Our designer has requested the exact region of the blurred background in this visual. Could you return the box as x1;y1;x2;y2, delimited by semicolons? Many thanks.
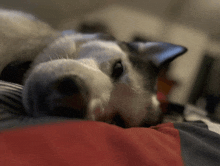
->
1;0;220;118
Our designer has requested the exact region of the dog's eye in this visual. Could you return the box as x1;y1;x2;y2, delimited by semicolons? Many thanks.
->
111;60;124;80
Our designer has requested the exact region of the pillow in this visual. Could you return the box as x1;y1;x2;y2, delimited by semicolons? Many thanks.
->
1;121;220;166
1;80;220;165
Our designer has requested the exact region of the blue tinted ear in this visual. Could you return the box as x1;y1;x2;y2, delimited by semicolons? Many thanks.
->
126;42;187;68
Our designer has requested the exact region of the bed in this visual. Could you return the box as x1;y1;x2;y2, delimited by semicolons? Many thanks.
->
0;80;220;166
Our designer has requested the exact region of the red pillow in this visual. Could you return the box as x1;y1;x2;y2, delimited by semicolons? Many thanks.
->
0;121;183;166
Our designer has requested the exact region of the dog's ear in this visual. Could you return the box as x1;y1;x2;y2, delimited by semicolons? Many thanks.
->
125;42;187;69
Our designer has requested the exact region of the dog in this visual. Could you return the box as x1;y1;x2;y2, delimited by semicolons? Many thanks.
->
0;9;187;127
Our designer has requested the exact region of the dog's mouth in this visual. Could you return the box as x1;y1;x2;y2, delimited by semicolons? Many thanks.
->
48;97;126;127
47;94;88;119
50;106;86;119
49;103;126;127
111;113;126;128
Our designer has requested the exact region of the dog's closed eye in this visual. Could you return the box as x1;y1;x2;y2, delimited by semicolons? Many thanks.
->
111;60;124;80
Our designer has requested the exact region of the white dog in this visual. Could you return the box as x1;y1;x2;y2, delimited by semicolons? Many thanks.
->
0;9;187;127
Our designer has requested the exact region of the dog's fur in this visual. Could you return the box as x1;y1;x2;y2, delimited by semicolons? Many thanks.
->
0;9;187;127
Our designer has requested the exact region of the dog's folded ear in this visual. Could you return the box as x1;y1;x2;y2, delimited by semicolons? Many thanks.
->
126;42;187;68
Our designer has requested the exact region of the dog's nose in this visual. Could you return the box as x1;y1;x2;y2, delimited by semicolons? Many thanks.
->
53;75;89;96
56;76;83;95
49;75;89;118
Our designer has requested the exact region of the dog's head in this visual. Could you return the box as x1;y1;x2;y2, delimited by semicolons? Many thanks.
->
22;33;187;127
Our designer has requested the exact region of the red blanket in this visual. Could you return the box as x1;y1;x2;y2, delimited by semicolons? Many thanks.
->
1;121;182;166
1;121;220;166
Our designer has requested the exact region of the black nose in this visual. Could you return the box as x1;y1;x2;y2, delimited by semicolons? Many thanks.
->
49;75;89;118
54;75;88;96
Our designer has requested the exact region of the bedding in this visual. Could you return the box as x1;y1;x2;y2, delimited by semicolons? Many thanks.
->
1;80;220;166
1;120;220;166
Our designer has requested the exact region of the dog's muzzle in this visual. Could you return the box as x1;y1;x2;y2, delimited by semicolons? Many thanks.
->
22;59;113;120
